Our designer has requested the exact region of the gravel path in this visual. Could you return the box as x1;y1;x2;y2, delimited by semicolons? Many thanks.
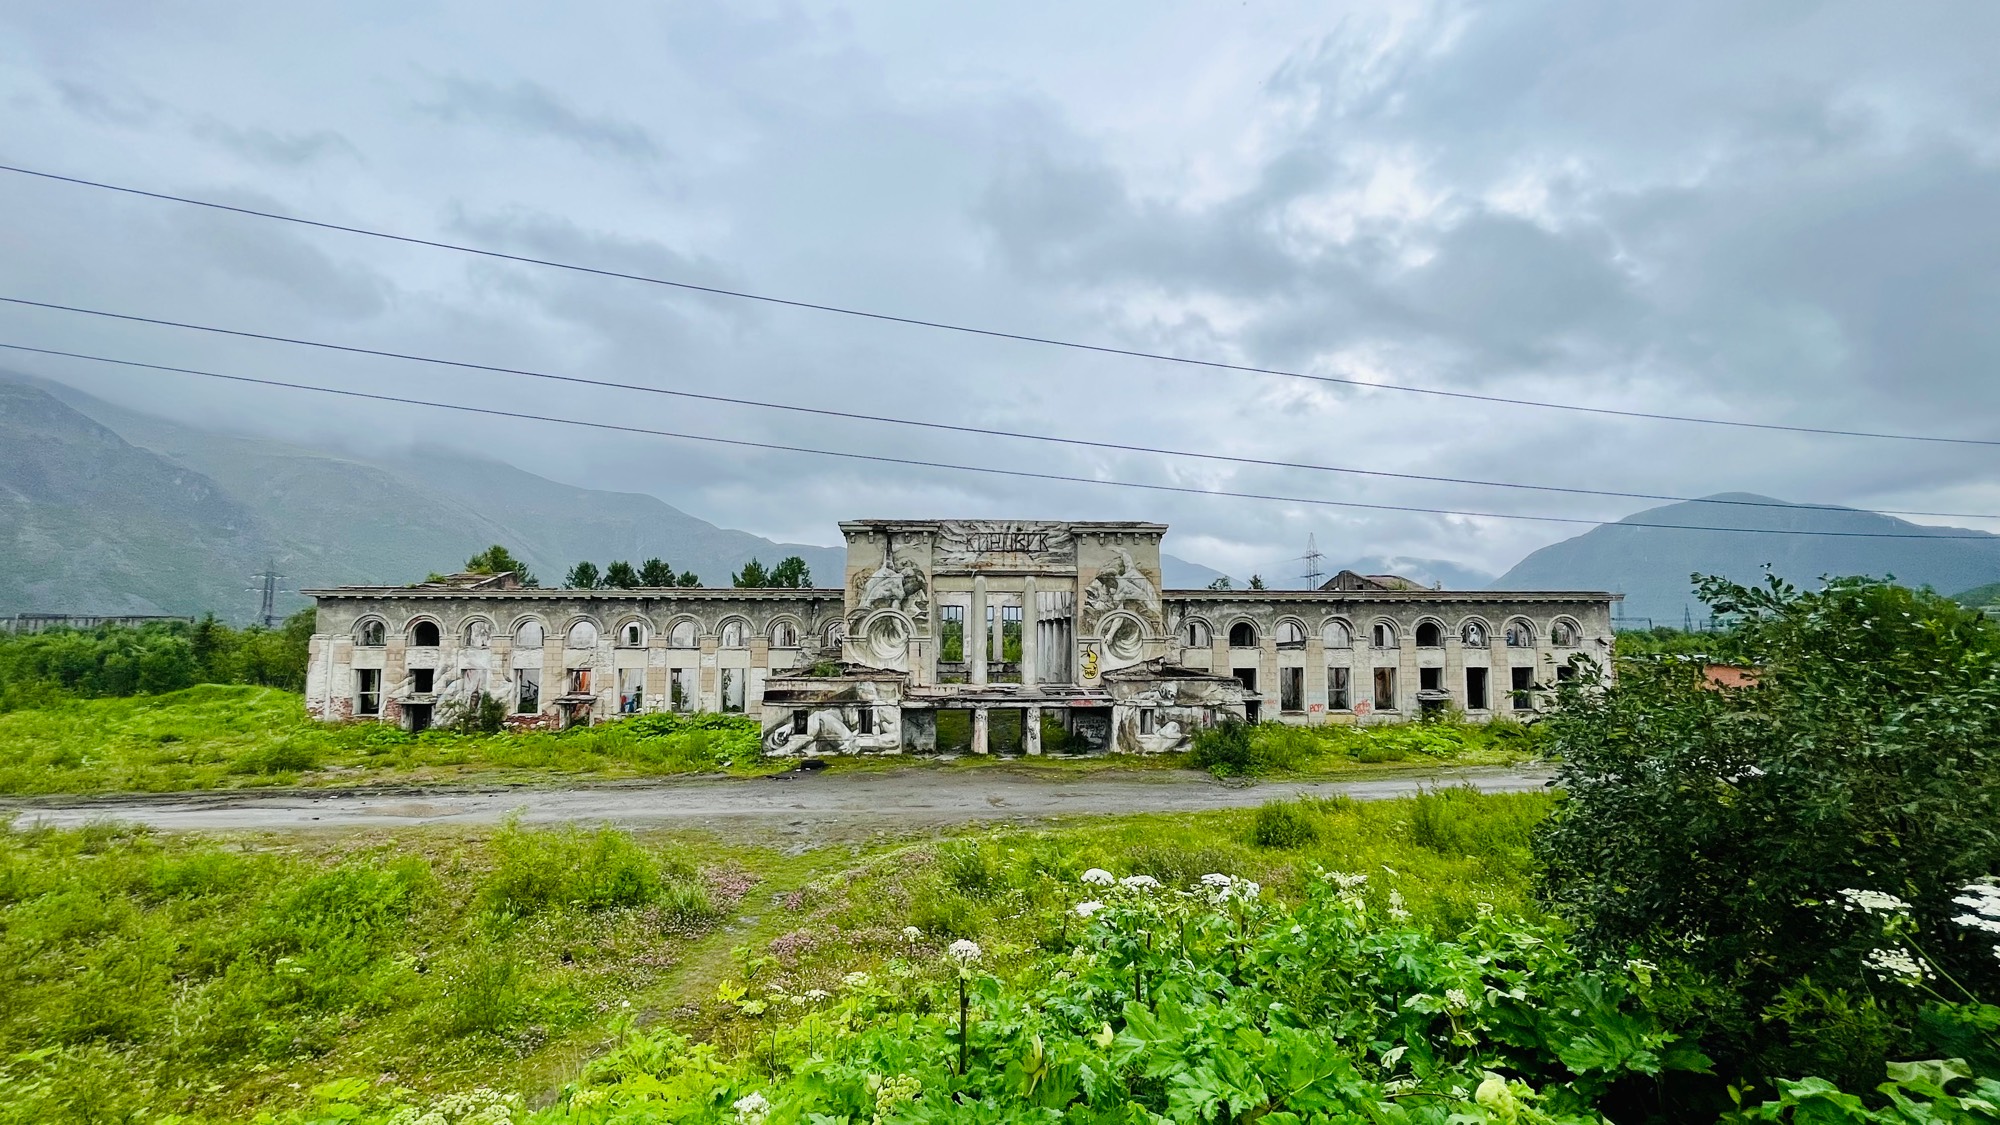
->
2;765;1553;833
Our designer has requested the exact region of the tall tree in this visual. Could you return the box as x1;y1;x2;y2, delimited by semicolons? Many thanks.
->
1206;577;1234;591
563;561;602;589
601;561;639;589
732;558;771;588
1248;574;1267;590
636;557;676;587
465;544;538;587
677;570;701;588
769;556;812;588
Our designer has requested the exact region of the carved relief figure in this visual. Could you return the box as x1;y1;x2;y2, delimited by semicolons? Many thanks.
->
1084;546;1158;624
855;557;929;618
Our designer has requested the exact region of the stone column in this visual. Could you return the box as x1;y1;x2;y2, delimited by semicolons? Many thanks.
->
1024;704;1042;755
972;707;990;754
1020;577;1039;687
970;576;989;686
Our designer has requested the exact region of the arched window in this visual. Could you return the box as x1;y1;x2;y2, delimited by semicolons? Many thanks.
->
1371;621;1397;648
515;619;546;648
1461;620;1488;648
1228;622;1257;648
1505;619;1535;648
719;619;747;648
770;620;799;648
822;620;846;647
667;620;700;648
1322;619;1353;649
410;620;440;647
567;620;599;648
1275;619;1306;647
1183;618;1211;647
357;619;386;647
1551;619;1580;647
617;621;646;648
464;619;493;648
1414;621;1442;648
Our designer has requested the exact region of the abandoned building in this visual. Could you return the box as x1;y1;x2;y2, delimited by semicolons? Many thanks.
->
304;519;1619;754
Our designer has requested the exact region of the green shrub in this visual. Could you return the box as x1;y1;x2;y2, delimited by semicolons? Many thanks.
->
1189;719;1253;775
935;842;1005;901
1251;799;1321;848
230;736;321;775
478;823;667;915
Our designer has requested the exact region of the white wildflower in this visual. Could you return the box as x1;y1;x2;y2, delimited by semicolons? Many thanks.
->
1445;988;1470;1010
1326;871;1368;891
733;1091;771;1125
1953;882;2000;916
1081;868;1115;886
947;939;982;963
1200;873;1235;889
1837;889;1911;916
1862;946;1930;985
1954;913;2000;934
902;925;922;941
1120;874;1161;891
1232;880;1260;902
1387;890;1410;922
1074;900;1106;919
842;971;871;989
804;988;831;1001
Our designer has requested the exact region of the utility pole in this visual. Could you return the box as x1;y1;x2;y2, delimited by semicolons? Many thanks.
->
249;562;288;628
1300;534;1325;590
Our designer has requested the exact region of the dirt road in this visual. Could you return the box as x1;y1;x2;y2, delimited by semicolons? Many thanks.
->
2;765;1552;834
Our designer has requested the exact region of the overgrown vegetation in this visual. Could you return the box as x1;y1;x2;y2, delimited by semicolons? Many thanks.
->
1189;715;1544;777
0;686;766;794
0;820;739;1124
0;610;314;711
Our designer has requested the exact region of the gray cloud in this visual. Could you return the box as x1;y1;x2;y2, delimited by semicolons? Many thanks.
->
420;76;664;162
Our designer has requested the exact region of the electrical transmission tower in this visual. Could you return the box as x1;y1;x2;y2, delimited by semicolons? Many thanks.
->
1300;534;1325;590
249;562;289;628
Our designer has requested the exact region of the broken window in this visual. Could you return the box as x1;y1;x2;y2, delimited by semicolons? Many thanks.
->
1322;619;1353;649
567;667;591;694
1001;605;1023;662
464;619;492;648
1138;708;1156;735
1461;620;1488;648
792;709;808;735
1276;620;1307;648
1419;667;1441;692
355;668;381;715
1327;667;1351;710
515;619;545;648
1466;667;1490;710
720;668;745;713
1183;619;1211;647
1415;621;1442;648
411;620;440;647
617;621;645;647
1511;667;1535;710
857;707;876;735
719;620;747;649
618;668;644;713
515;668;541;714
1232;666;1258;694
1506;620;1535;648
770;620;798;648
1372;622;1396;648
822;621;845;649
939;604;965;662
1228;622;1257;647
1556;663;1578;684
668;620;699;648
1280;666;1304;712
670;667;695;711
357;619;386;647
1373;667;1397;711
412;668;434;694
1551;619;1581;647
567;621;599;649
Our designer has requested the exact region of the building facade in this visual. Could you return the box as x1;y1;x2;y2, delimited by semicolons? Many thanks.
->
305;519;1618;754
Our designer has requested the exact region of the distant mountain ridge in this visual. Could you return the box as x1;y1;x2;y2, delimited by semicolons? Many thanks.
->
1491;493;2000;624
0;372;1232;619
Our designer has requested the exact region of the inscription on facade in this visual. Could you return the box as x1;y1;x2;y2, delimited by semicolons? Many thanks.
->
968;530;1050;554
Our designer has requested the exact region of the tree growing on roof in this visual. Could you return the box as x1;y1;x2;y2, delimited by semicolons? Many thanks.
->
464;544;537;587
637;558;676;587
732;558;771;588
601;561;639;589
769;556;813;588
563;561;602;589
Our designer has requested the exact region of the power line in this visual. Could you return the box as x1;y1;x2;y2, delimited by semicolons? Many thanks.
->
7;337;1999;542
5;292;1998;524
3;161;1996;450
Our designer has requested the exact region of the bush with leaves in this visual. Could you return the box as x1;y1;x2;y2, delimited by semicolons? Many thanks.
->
1535;573;2000;1089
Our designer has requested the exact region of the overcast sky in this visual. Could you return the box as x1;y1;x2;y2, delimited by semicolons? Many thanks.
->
3;1;1998;582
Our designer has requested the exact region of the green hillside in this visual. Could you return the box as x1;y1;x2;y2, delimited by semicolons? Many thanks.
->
1955;580;2000;608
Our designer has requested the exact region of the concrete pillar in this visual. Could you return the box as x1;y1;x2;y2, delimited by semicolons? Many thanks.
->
1021;577;1039;687
1024;704;1042;755
972;707;990;754
992;599;1006;662
970;576;989;686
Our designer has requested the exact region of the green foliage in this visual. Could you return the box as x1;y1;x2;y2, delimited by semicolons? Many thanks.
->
1188;718;1253;775
732;558;771;587
478;820;711;918
600;560;639;589
561;561;601;589
1615;623;1748;662
1536;572;2000;1086
0;687;766;794
769;555;812;588
1250;798;1320;848
1188;718;1539;778
0;610;312;711
1248;573;1267;589
463;544;537;587
1205;576;1233;590
636;557;676;586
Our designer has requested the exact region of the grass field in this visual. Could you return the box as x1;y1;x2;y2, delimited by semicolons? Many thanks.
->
0;788;1552;1124
0;686;1539;795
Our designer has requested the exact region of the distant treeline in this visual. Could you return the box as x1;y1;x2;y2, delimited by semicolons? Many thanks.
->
0;610;314;711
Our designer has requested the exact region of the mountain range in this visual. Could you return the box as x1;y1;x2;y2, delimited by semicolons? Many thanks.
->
5;372;1998;623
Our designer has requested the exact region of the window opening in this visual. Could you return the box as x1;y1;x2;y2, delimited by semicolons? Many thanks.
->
857;707;875;735
619;622;645;647
567;667;592;694
1506;621;1534;648
720;621;746;649
515;620;545;648
1183;619;1211;647
1551;620;1580;647
567;621;599;648
1138;708;1156;735
1280;666;1304;712
515;668;541;714
412;668;434;694
1466;667;1490;710
668;620;699;648
358;620;386;647
1229;622;1257;647
465;620;492;648
1276;620;1306;647
1511;667;1535;710
792;709;808;735
1232;667;1258;694
618;668;645;713
355;668;381;715
1372;622;1396;648
939;604;965;663
1461;621;1488;648
411;621;440;647
770;620;798;648
670;667;695;712
1373;667;1397;711
720;668;745;713
1327;667;1351;710
1415;621;1441;648
1419;667;1441;692
1322;620;1353;649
